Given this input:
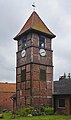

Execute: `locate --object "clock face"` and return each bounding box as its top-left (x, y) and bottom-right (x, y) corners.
top-left (21, 50), bottom-right (26, 57)
top-left (39, 49), bottom-right (46, 56)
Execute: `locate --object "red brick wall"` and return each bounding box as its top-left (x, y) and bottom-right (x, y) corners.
top-left (0, 92), bottom-right (15, 111)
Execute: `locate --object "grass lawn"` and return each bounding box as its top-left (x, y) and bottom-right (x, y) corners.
top-left (1, 112), bottom-right (71, 120)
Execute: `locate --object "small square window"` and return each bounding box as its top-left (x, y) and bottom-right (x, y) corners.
top-left (40, 69), bottom-right (46, 81)
top-left (58, 98), bottom-right (65, 108)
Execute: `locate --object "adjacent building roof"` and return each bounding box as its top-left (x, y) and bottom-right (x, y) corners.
top-left (53, 79), bottom-right (71, 95)
top-left (14, 11), bottom-right (56, 40)
top-left (0, 82), bottom-right (16, 93)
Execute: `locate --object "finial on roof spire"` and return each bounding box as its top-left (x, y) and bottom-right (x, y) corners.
top-left (32, 2), bottom-right (36, 11)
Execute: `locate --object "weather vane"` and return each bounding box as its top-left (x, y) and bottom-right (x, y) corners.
top-left (32, 2), bottom-right (36, 11)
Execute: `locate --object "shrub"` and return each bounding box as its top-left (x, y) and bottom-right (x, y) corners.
top-left (15, 109), bottom-right (27, 117)
top-left (24, 106), bottom-right (34, 114)
top-left (32, 109), bottom-right (46, 116)
top-left (15, 106), bottom-right (54, 117)
top-left (32, 109), bottom-right (41, 116)
top-left (40, 105), bottom-right (46, 112)
top-left (15, 106), bottom-right (34, 117)
top-left (45, 107), bottom-right (54, 115)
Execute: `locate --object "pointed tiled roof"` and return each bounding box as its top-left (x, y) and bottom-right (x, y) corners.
top-left (14, 11), bottom-right (56, 40)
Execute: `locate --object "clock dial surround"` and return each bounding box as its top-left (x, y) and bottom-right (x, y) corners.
top-left (39, 49), bottom-right (46, 56)
top-left (21, 50), bottom-right (26, 58)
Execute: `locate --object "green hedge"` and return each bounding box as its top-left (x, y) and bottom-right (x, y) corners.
top-left (14, 106), bottom-right (54, 117)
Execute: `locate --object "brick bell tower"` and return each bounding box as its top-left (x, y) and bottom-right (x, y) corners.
top-left (14, 11), bottom-right (56, 109)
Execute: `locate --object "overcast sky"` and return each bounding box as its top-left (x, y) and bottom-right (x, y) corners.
top-left (0, 0), bottom-right (71, 83)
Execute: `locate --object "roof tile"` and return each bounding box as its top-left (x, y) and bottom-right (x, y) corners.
top-left (0, 83), bottom-right (16, 93)
top-left (53, 79), bottom-right (71, 95)
top-left (14, 11), bottom-right (56, 40)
